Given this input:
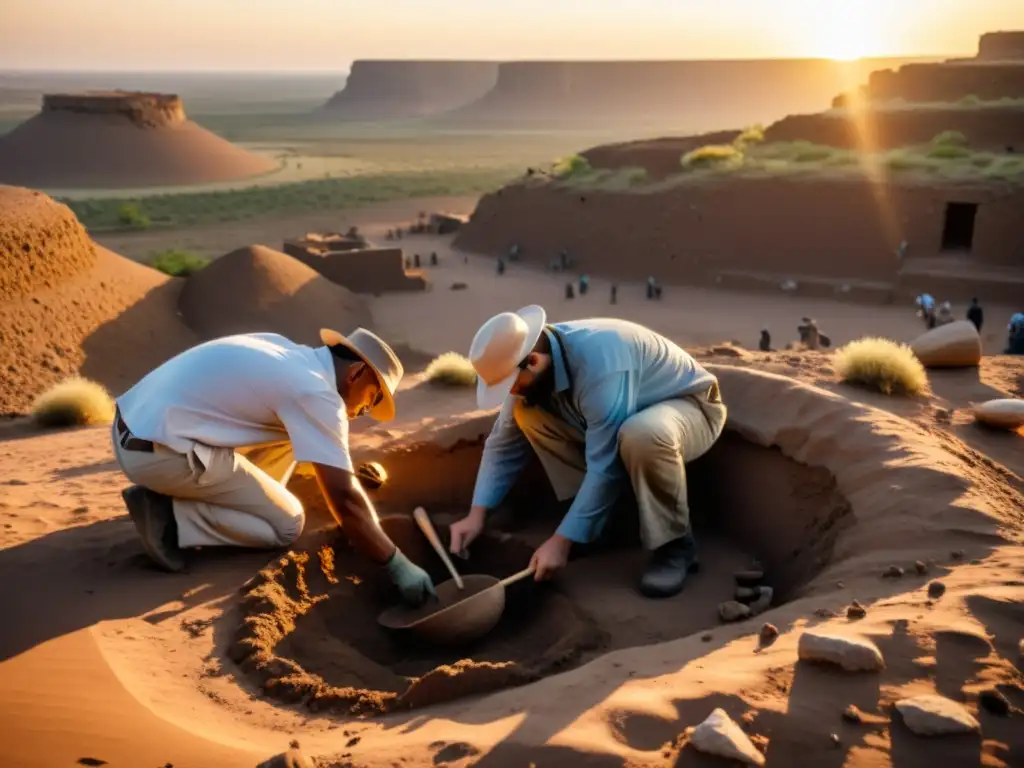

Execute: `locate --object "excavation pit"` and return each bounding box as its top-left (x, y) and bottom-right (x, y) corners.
top-left (231, 374), bottom-right (861, 716)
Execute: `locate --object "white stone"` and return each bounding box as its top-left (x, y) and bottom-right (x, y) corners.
top-left (689, 708), bottom-right (765, 766)
top-left (896, 695), bottom-right (980, 736)
top-left (797, 631), bottom-right (884, 672)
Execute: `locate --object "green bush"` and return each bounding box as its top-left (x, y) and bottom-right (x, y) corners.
top-left (149, 249), bottom-right (209, 277)
top-left (734, 124), bottom-right (766, 147)
top-left (117, 203), bottom-right (150, 229)
top-left (931, 130), bottom-right (968, 148)
top-left (682, 144), bottom-right (744, 169)
top-left (424, 352), bottom-right (477, 387)
top-left (959, 94), bottom-right (981, 106)
top-left (970, 155), bottom-right (995, 168)
top-left (927, 144), bottom-right (970, 160)
top-left (553, 154), bottom-right (592, 178)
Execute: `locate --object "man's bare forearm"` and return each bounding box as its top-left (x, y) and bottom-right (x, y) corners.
top-left (312, 463), bottom-right (397, 563)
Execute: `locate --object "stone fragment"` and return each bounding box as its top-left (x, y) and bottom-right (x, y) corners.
top-left (256, 741), bottom-right (313, 768)
top-left (951, 550), bottom-right (964, 560)
top-left (689, 708), bottom-right (765, 766)
top-left (735, 586), bottom-right (758, 602)
top-left (719, 601), bottom-right (752, 623)
top-left (883, 565), bottom-right (904, 578)
top-left (813, 608), bottom-right (837, 619)
top-left (895, 695), bottom-right (980, 736)
top-left (829, 733), bottom-right (841, 747)
top-left (915, 560), bottom-right (928, 575)
top-left (842, 705), bottom-right (863, 723)
top-left (701, 632), bottom-right (713, 642)
top-left (759, 623), bottom-right (779, 647)
top-left (847, 600), bottom-right (867, 619)
top-left (927, 581), bottom-right (946, 599)
top-left (749, 587), bottom-right (774, 616)
top-left (798, 631), bottom-right (884, 672)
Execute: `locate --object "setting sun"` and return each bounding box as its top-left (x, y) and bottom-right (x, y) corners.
top-left (817, 2), bottom-right (886, 60)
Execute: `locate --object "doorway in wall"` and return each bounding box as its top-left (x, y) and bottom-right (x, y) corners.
top-left (940, 202), bottom-right (978, 252)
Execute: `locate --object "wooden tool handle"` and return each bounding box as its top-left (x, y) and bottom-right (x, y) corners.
top-left (499, 566), bottom-right (536, 588)
top-left (413, 506), bottom-right (464, 589)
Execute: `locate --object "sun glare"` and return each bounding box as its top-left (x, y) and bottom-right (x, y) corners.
top-left (819, 4), bottom-right (878, 61)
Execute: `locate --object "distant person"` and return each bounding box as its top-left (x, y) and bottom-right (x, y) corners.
top-left (559, 249), bottom-right (569, 270)
top-left (935, 301), bottom-right (955, 327)
top-left (496, 257), bottom-right (506, 276)
top-left (1007, 313), bottom-right (1024, 355)
top-left (797, 317), bottom-right (821, 350)
top-left (646, 276), bottom-right (656, 300)
top-left (430, 252), bottom-right (438, 266)
top-left (110, 329), bottom-right (435, 607)
top-left (897, 240), bottom-right (908, 269)
top-left (565, 282), bottom-right (575, 299)
top-left (916, 294), bottom-right (937, 329)
top-left (413, 253), bottom-right (421, 268)
top-left (579, 274), bottom-right (590, 296)
top-left (509, 243), bottom-right (521, 261)
top-left (449, 308), bottom-right (727, 597)
top-left (759, 328), bottom-right (772, 352)
top-left (967, 298), bottom-right (984, 332)
top-left (610, 284), bottom-right (618, 305)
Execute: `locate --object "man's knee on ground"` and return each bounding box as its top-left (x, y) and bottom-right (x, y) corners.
top-left (273, 493), bottom-right (306, 547)
top-left (617, 411), bottom-right (677, 459)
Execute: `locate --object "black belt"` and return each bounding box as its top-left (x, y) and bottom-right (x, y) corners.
top-left (115, 408), bottom-right (155, 453)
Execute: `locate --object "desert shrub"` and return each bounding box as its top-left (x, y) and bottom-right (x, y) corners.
top-left (885, 151), bottom-right (934, 172)
top-left (959, 94), bottom-right (981, 106)
top-left (424, 352), bottom-right (477, 387)
top-left (31, 376), bottom-right (115, 428)
top-left (553, 154), bottom-right (592, 178)
top-left (970, 154), bottom-right (996, 168)
top-left (931, 130), bottom-right (968, 148)
top-left (682, 144), bottom-right (744, 169)
top-left (150, 249), bottom-right (209, 277)
top-left (117, 203), bottom-right (150, 229)
top-left (793, 145), bottom-right (836, 163)
top-left (734, 124), bottom-right (766, 147)
top-left (834, 337), bottom-right (927, 396)
top-left (927, 144), bottom-right (970, 159)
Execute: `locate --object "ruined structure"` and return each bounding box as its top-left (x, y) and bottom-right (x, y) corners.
top-left (283, 237), bottom-right (426, 294)
top-left (0, 91), bottom-right (275, 189)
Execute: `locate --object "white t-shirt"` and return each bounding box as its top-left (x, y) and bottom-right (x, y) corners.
top-left (116, 333), bottom-right (353, 471)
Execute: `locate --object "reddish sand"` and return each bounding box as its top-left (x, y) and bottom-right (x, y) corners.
top-left (1, 201), bottom-right (1022, 767)
top-left (178, 244), bottom-right (371, 345)
top-left (0, 92), bottom-right (275, 189)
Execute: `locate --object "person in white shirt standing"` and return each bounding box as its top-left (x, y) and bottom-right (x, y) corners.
top-left (111, 327), bottom-right (436, 607)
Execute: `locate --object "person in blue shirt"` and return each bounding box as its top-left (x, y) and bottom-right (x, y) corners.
top-left (449, 305), bottom-right (727, 598)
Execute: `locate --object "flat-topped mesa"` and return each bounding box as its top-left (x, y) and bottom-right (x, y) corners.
top-left (42, 92), bottom-right (186, 128)
top-left (977, 31), bottom-right (1024, 61)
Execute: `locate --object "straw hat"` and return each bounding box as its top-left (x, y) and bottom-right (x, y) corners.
top-left (469, 305), bottom-right (546, 409)
top-left (320, 327), bottom-right (403, 421)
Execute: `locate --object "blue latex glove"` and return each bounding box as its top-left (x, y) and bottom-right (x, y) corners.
top-left (385, 548), bottom-right (436, 607)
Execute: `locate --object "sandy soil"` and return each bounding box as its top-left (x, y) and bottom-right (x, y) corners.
top-left (1, 223), bottom-right (1022, 768)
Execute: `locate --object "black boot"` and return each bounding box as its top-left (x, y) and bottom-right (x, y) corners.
top-left (122, 485), bottom-right (184, 572)
top-left (639, 532), bottom-right (699, 598)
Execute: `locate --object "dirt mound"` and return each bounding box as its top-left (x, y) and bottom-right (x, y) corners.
top-left (0, 186), bottom-right (195, 415)
top-left (0, 186), bottom-right (97, 301)
top-left (0, 92), bottom-right (276, 189)
top-left (319, 61), bottom-right (499, 121)
top-left (765, 106), bottom-right (1024, 150)
top-left (178, 245), bottom-right (371, 345)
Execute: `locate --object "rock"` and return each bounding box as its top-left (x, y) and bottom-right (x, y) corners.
top-left (927, 581), bottom-right (946, 599)
top-left (910, 320), bottom-right (981, 369)
top-left (847, 600), bottom-right (867, 619)
top-left (971, 398), bottom-right (1024, 430)
top-left (735, 569), bottom-right (765, 587)
top-left (895, 695), bottom-right (980, 736)
top-left (951, 550), bottom-right (964, 560)
top-left (749, 587), bottom-right (774, 616)
top-left (759, 623), bottom-right (779, 646)
top-left (450, 282), bottom-right (468, 291)
top-left (719, 600), bottom-right (752, 623)
top-left (798, 631), bottom-right (884, 672)
top-left (688, 708), bottom-right (765, 766)
top-left (842, 705), bottom-right (863, 723)
top-left (915, 560), bottom-right (928, 575)
top-left (829, 733), bottom-right (841, 747)
top-left (883, 565), bottom-right (905, 578)
top-left (836, 580), bottom-right (845, 588)
top-left (813, 608), bottom-right (838, 619)
top-left (735, 586), bottom-right (758, 602)
top-left (1019, 638), bottom-right (1024, 660)
top-left (701, 632), bottom-right (713, 642)
top-left (978, 688), bottom-right (1011, 717)
top-left (256, 741), bottom-right (313, 768)
top-left (934, 408), bottom-right (953, 424)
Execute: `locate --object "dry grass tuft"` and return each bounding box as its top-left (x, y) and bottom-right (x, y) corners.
top-left (835, 338), bottom-right (928, 396)
top-left (424, 352), bottom-right (478, 387)
top-left (31, 376), bottom-right (116, 428)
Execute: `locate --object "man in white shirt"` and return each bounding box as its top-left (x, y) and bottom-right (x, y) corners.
top-left (111, 327), bottom-right (436, 607)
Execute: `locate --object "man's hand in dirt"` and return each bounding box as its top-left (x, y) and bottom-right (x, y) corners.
top-left (530, 534), bottom-right (572, 581)
top-left (449, 507), bottom-right (486, 556)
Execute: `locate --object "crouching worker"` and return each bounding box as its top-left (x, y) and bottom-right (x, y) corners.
top-left (111, 328), bottom-right (435, 607)
top-left (449, 307), bottom-right (727, 598)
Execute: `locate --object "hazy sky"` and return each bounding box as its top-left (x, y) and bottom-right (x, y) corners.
top-left (2, 0), bottom-right (1023, 71)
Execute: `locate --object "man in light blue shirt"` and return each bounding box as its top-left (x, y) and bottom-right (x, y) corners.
top-left (449, 305), bottom-right (727, 598)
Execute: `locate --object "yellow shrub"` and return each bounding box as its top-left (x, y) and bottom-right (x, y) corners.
top-left (31, 376), bottom-right (116, 428)
top-left (835, 338), bottom-right (927, 396)
top-left (424, 352), bottom-right (478, 387)
top-left (681, 144), bottom-right (744, 169)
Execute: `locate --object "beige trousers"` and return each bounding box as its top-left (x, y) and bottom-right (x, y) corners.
top-left (514, 393), bottom-right (727, 550)
top-left (111, 420), bottom-right (305, 549)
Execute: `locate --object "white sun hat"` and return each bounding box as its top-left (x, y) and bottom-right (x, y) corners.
top-left (469, 305), bottom-right (547, 410)
top-left (320, 327), bottom-right (404, 421)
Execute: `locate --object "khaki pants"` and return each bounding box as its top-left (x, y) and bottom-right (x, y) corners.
top-left (514, 394), bottom-right (727, 550)
top-left (111, 421), bottom-right (305, 549)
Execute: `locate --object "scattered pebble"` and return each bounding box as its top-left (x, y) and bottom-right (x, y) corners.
top-left (688, 708), bottom-right (766, 766)
top-left (759, 623), bottom-right (779, 647)
top-left (927, 581), bottom-right (946, 599)
top-left (719, 600), bottom-right (752, 623)
top-left (734, 569), bottom-right (765, 587)
top-left (749, 587), bottom-right (774, 616)
top-left (895, 695), bottom-right (980, 736)
top-left (829, 733), bottom-right (841, 748)
top-left (951, 550), bottom-right (964, 560)
top-left (969, 559), bottom-right (981, 565)
top-left (842, 705), bottom-right (863, 723)
top-left (701, 632), bottom-right (713, 642)
top-left (934, 408), bottom-right (952, 424)
top-left (813, 608), bottom-right (837, 619)
top-left (798, 631), bottom-right (885, 672)
top-left (735, 586), bottom-right (758, 602)
top-left (914, 560), bottom-right (928, 575)
top-left (979, 688), bottom-right (1011, 717)
top-left (883, 565), bottom-right (905, 578)
top-left (836, 580), bottom-right (845, 588)
top-left (847, 600), bottom-right (867, 619)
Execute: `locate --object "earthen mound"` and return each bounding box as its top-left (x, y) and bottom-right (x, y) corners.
top-left (0, 186), bottom-right (195, 415)
top-left (320, 61), bottom-right (499, 121)
top-left (178, 245), bottom-right (371, 344)
top-left (0, 92), bottom-right (276, 189)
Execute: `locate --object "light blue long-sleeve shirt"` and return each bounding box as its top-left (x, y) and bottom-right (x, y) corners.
top-left (470, 318), bottom-right (720, 543)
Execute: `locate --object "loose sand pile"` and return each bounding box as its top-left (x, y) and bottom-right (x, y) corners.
top-left (0, 92), bottom-right (276, 189)
top-left (0, 185), bottom-right (196, 415)
top-left (178, 245), bottom-right (371, 345)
